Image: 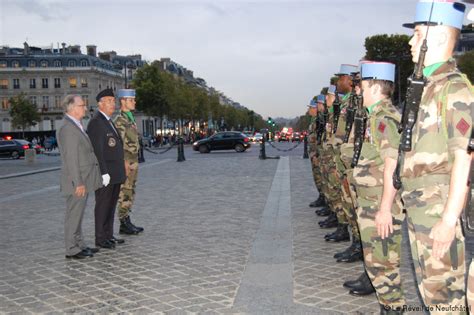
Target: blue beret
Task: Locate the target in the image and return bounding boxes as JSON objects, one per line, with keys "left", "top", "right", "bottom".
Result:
{"left": 361, "top": 62, "right": 396, "bottom": 83}
{"left": 118, "top": 89, "right": 136, "bottom": 98}
{"left": 403, "top": 0, "right": 466, "bottom": 30}
{"left": 316, "top": 94, "right": 326, "bottom": 103}
{"left": 327, "top": 85, "right": 337, "bottom": 95}
{"left": 96, "top": 88, "right": 115, "bottom": 102}
{"left": 308, "top": 99, "right": 317, "bottom": 108}
{"left": 335, "top": 64, "right": 358, "bottom": 76}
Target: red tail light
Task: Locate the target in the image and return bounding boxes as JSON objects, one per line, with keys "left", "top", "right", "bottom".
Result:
{"left": 22, "top": 145, "right": 29, "bottom": 149}
{"left": 244, "top": 137, "right": 249, "bottom": 142}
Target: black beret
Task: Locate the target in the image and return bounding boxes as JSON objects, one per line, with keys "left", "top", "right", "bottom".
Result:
{"left": 96, "top": 88, "right": 115, "bottom": 102}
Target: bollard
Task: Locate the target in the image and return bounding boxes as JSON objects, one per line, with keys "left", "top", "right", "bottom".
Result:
{"left": 25, "top": 148, "right": 36, "bottom": 164}
{"left": 259, "top": 134, "right": 267, "bottom": 160}
{"left": 303, "top": 134, "right": 309, "bottom": 159}
{"left": 177, "top": 137, "right": 186, "bottom": 162}
{"left": 138, "top": 143, "right": 145, "bottom": 163}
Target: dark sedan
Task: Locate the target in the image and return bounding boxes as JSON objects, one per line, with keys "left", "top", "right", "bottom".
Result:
{"left": 0, "top": 139, "right": 31, "bottom": 159}
{"left": 193, "top": 132, "right": 251, "bottom": 153}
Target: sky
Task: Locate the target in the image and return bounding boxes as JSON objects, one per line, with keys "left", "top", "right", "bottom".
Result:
{"left": 1, "top": 0, "right": 473, "bottom": 119}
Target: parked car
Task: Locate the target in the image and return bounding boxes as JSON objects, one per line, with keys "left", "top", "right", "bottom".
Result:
{"left": 0, "top": 139, "right": 31, "bottom": 159}
{"left": 193, "top": 131, "right": 251, "bottom": 153}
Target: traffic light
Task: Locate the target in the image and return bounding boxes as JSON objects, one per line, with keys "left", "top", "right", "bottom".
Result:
{"left": 267, "top": 117, "right": 272, "bottom": 124}
{"left": 272, "top": 122, "right": 276, "bottom": 127}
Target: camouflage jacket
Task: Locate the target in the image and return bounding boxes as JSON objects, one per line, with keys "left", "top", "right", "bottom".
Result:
{"left": 308, "top": 116, "right": 318, "bottom": 156}
{"left": 353, "top": 98, "right": 400, "bottom": 188}
{"left": 331, "top": 93, "right": 351, "bottom": 147}
{"left": 401, "top": 59, "right": 474, "bottom": 187}
{"left": 114, "top": 111, "right": 139, "bottom": 162}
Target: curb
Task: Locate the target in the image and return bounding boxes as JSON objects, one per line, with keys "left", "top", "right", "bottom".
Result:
{"left": 0, "top": 166, "right": 61, "bottom": 180}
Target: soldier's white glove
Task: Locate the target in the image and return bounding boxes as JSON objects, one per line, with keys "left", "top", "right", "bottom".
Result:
{"left": 102, "top": 174, "right": 111, "bottom": 187}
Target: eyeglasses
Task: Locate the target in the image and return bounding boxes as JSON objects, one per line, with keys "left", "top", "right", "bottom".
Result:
{"left": 75, "top": 104, "right": 87, "bottom": 107}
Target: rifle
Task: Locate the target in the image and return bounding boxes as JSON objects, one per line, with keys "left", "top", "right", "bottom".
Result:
{"left": 461, "top": 129, "right": 474, "bottom": 237}
{"left": 316, "top": 104, "right": 327, "bottom": 144}
{"left": 333, "top": 91, "right": 341, "bottom": 134}
{"left": 392, "top": 41, "right": 427, "bottom": 189}
{"left": 323, "top": 101, "right": 329, "bottom": 142}
{"left": 351, "top": 91, "right": 366, "bottom": 168}
{"left": 343, "top": 74, "right": 360, "bottom": 143}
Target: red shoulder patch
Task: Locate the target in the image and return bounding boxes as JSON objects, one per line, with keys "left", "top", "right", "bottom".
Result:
{"left": 456, "top": 118, "right": 470, "bottom": 136}
{"left": 378, "top": 122, "right": 386, "bottom": 133}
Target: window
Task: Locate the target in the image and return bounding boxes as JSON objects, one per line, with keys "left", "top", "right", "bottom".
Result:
{"left": 13, "top": 79, "right": 20, "bottom": 89}
{"left": 69, "top": 77, "right": 77, "bottom": 88}
{"left": 80, "top": 78, "right": 88, "bottom": 87}
{"left": 40, "top": 60, "right": 48, "bottom": 67}
{"left": 68, "top": 60, "right": 76, "bottom": 67}
{"left": 54, "top": 78, "right": 61, "bottom": 88}
{"left": 30, "top": 78, "right": 36, "bottom": 89}
{"left": 54, "top": 60, "right": 61, "bottom": 67}
{"left": 54, "top": 96, "right": 61, "bottom": 108}
{"left": 28, "top": 60, "right": 36, "bottom": 68}
{"left": 1, "top": 98, "right": 9, "bottom": 110}
{"left": 12, "top": 61, "right": 20, "bottom": 68}
{"left": 0, "top": 79, "right": 8, "bottom": 89}
{"left": 42, "top": 78, "right": 48, "bottom": 89}
{"left": 80, "top": 60, "right": 88, "bottom": 67}
{"left": 82, "top": 95, "right": 89, "bottom": 106}
{"left": 42, "top": 96, "right": 49, "bottom": 108}
{"left": 0, "top": 61, "right": 6, "bottom": 68}
{"left": 29, "top": 96, "right": 37, "bottom": 105}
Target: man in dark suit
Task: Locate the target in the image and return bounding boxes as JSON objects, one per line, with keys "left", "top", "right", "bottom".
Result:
{"left": 57, "top": 95, "right": 102, "bottom": 259}
{"left": 87, "top": 88, "right": 126, "bottom": 249}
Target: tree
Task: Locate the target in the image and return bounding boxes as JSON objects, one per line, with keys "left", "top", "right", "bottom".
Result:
{"left": 458, "top": 50, "right": 474, "bottom": 83}
{"left": 9, "top": 93, "right": 40, "bottom": 138}
{"left": 364, "top": 34, "right": 413, "bottom": 106}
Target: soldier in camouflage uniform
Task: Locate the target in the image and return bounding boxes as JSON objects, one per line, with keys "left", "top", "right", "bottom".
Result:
{"left": 468, "top": 260, "right": 473, "bottom": 312}
{"left": 114, "top": 89, "right": 144, "bottom": 235}
{"left": 307, "top": 98, "right": 325, "bottom": 207}
{"left": 382, "top": 2, "right": 473, "bottom": 313}
{"left": 350, "top": 62, "right": 406, "bottom": 312}
{"left": 330, "top": 64, "right": 364, "bottom": 263}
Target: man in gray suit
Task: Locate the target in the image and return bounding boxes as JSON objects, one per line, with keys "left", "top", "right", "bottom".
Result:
{"left": 57, "top": 95, "right": 103, "bottom": 259}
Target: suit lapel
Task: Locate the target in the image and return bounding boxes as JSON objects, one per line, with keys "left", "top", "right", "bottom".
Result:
{"left": 65, "top": 116, "right": 92, "bottom": 145}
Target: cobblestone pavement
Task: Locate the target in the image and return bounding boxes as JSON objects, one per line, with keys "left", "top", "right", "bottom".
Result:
{"left": 0, "top": 142, "right": 472, "bottom": 314}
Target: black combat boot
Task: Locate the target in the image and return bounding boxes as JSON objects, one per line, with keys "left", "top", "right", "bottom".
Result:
{"left": 349, "top": 271, "right": 375, "bottom": 296}
{"left": 337, "top": 239, "right": 363, "bottom": 262}
{"left": 315, "top": 206, "right": 331, "bottom": 216}
{"left": 334, "top": 238, "right": 357, "bottom": 259}
{"left": 318, "top": 212, "right": 338, "bottom": 229}
{"left": 127, "top": 216, "right": 144, "bottom": 233}
{"left": 380, "top": 304, "right": 404, "bottom": 315}
{"left": 343, "top": 272, "right": 366, "bottom": 289}
{"left": 120, "top": 217, "right": 139, "bottom": 235}
{"left": 309, "top": 194, "right": 327, "bottom": 208}
{"left": 325, "top": 224, "right": 350, "bottom": 242}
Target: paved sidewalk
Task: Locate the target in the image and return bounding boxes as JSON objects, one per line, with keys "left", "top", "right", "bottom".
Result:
{"left": 0, "top": 148, "right": 470, "bottom": 314}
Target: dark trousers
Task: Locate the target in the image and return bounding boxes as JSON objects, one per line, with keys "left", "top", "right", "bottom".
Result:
{"left": 94, "top": 183, "right": 121, "bottom": 245}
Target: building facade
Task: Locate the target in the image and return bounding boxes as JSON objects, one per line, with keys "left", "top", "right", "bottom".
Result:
{"left": 0, "top": 42, "right": 149, "bottom": 136}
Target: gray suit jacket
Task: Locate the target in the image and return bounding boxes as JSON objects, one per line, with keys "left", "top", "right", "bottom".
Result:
{"left": 57, "top": 116, "right": 102, "bottom": 195}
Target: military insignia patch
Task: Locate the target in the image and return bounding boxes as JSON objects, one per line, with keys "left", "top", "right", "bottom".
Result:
{"left": 378, "top": 122, "right": 386, "bottom": 133}
{"left": 456, "top": 118, "right": 470, "bottom": 136}
{"left": 108, "top": 137, "right": 116, "bottom": 147}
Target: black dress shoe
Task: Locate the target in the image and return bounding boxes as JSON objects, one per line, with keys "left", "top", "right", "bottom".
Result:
{"left": 349, "top": 272, "right": 375, "bottom": 296}
{"left": 343, "top": 272, "right": 367, "bottom": 289}
{"left": 110, "top": 236, "right": 125, "bottom": 244}
{"left": 325, "top": 224, "right": 350, "bottom": 242}
{"left": 315, "top": 207, "right": 331, "bottom": 216}
{"left": 97, "top": 240, "right": 116, "bottom": 249}
{"left": 337, "top": 241, "right": 363, "bottom": 262}
{"left": 84, "top": 247, "right": 99, "bottom": 254}
{"left": 65, "top": 250, "right": 92, "bottom": 259}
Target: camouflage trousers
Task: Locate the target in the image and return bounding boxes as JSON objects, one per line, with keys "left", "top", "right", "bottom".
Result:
{"left": 323, "top": 146, "right": 346, "bottom": 224}
{"left": 311, "top": 155, "right": 324, "bottom": 192}
{"left": 117, "top": 160, "right": 139, "bottom": 220}
{"left": 402, "top": 184, "right": 466, "bottom": 314}
{"left": 467, "top": 259, "right": 473, "bottom": 313}
{"left": 356, "top": 188, "right": 406, "bottom": 308}
{"left": 334, "top": 152, "right": 360, "bottom": 239}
